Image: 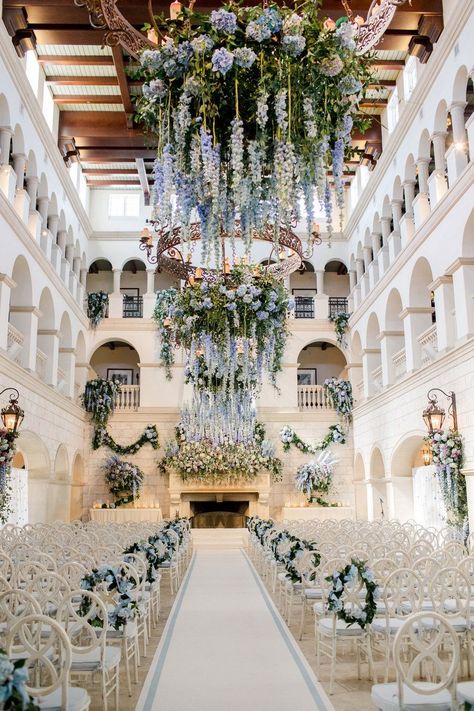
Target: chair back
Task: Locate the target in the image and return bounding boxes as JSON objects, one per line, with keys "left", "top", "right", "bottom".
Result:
{"left": 429, "top": 566, "right": 471, "bottom": 618}
{"left": 58, "top": 589, "right": 108, "bottom": 657}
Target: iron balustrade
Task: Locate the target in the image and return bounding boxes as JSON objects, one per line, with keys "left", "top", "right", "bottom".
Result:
{"left": 294, "top": 296, "right": 315, "bottom": 319}
{"left": 328, "top": 297, "right": 348, "bottom": 319}
{"left": 123, "top": 295, "right": 143, "bottom": 318}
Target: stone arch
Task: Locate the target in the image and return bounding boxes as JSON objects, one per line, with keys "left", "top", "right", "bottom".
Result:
{"left": 37, "top": 287, "right": 56, "bottom": 383}
{"left": 452, "top": 65, "right": 469, "bottom": 104}
{"left": 9, "top": 256, "right": 34, "bottom": 369}
{"left": 462, "top": 208, "right": 474, "bottom": 257}
{"left": 408, "top": 256, "right": 434, "bottom": 307}
{"left": 289, "top": 258, "right": 317, "bottom": 293}
{"left": 10, "top": 254, "right": 33, "bottom": 308}
{"left": 418, "top": 129, "right": 431, "bottom": 160}
{"left": 323, "top": 259, "right": 349, "bottom": 297}
{"left": 354, "top": 452, "right": 365, "bottom": 481}
{"left": 89, "top": 338, "right": 141, "bottom": 384}
{"left": 296, "top": 340, "right": 347, "bottom": 385}
{"left": 15, "top": 429, "right": 50, "bottom": 524}
{"left": 58, "top": 311, "right": 73, "bottom": 396}
{"left": 87, "top": 258, "right": 113, "bottom": 294}
{"left": 390, "top": 431, "right": 428, "bottom": 523}
{"left": 433, "top": 99, "right": 448, "bottom": 133}
{"left": 365, "top": 313, "right": 382, "bottom": 396}
{"left": 354, "top": 452, "right": 368, "bottom": 520}
{"left": 54, "top": 444, "right": 69, "bottom": 482}
{"left": 0, "top": 93, "right": 11, "bottom": 128}
{"left": 26, "top": 149, "right": 37, "bottom": 179}
{"left": 370, "top": 446, "right": 386, "bottom": 479}
{"left": 383, "top": 288, "right": 405, "bottom": 383}
{"left": 12, "top": 124, "right": 25, "bottom": 155}
{"left": 48, "top": 192, "right": 58, "bottom": 218}
{"left": 37, "top": 172, "right": 48, "bottom": 200}
{"left": 369, "top": 446, "right": 387, "bottom": 520}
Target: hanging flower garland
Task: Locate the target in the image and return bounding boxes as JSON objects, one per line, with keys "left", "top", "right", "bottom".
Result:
{"left": 92, "top": 424, "right": 160, "bottom": 454}
{"left": 428, "top": 429, "right": 467, "bottom": 532}
{"left": 280, "top": 423, "right": 346, "bottom": 454}
{"left": 329, "top": 311, "right": 351, "bottom": 348}
{"left": 324, "top": 377, "right": 353, "bottom": 421}
{"left": 153, "top": 269, "right": 292, "bottom": 444}
{"left": 0, "top": 429, "right": 18, "bottom": 525}
{"left": 0, "top": 649, "right": 39, "bottom": 711}
{"left": 87, "top": 291, "right": 109, "bottom": 329}
{"left": 80, "top": 565, "right": 140, "bottom": 630}
{"left": 325, "top": 560, "right": 380, "bottom": 629}
{"left": 103, "top": 456, "right": 145, "bottom": 508}
{"left": 133, "top": 3, "right": 372, "bottom": 254}
{"left": 295, "top": 450, "right": 338, "bottom": 504}
{"left": 159, "top": 422, "right": 282, "bottom": 483}
{"left": 81, "top": 378, "right": 121, "bottom": 426}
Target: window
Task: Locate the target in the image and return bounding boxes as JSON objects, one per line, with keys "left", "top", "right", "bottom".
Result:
{"left": 108, "top": 193, "right": 140, "bottom": 217}
{"left": 387, "top": 87, "right": 399, "bottom": 133}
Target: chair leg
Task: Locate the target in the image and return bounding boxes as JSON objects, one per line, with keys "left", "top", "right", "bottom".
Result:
{"left": 123, "top": 639, "right": 132, "bottom": 697}
{"left": 298, "top": 599, "right": 306, "bottom": 640}
{"left": 329, "top": 636, "right": 337, "bottom": 695}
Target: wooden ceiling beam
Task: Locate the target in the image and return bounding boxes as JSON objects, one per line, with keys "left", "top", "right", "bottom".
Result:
{"left": 371, "top": 59, "right": 406, "bottom": 69}
{"left": 28, "top": 25, "right": 106, "bottom": 45}
{"left": 136, "top": 158, "right": 151, "bottom": 205}
{"left": 112, "top": 45, "right": 134, "bottom": 120}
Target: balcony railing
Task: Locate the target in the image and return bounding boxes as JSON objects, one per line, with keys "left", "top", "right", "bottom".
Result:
{"left": 115, "top": 385, "right": 140, "bottom": 411}
{"left": 7, "top": 323, "right": 24, "bottom": 365}
{"left": 297, "top": 385, "right": 334, "bottom": 411}
{"left": 392, "top": 348, "right": 406, "bottom": 381}
{"left": 294, "top": 296, "right": 314, "bottom": 319}
{"left": 418, "top": 324, "right": 438, "bottom": 366}
{"left": 328, "top": 297, "right": 349, "bottom": 319}
{"left": 36, "top": 348, "right": 47, "bottom": 381}
{"left": 123, "top": 295, "right": 143, "bottom": 318}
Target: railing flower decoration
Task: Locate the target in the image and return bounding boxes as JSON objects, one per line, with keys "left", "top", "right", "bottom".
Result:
{"left": 92, "top": 424, "right": 159, "bottom": 454}
{"left": 428, "top": 429, "right": 467, "bottom": 533}
{"left": 324, "top": 378, "right": 353, "bottom": 421}
{"left": 328, "top": 311, "right": 351, "bottom": 348}
{"left": 87, "top": 291, "right": 109, "bottom": 329}
{"left": 81, "top": 378, "right": 121, "bottom": 426}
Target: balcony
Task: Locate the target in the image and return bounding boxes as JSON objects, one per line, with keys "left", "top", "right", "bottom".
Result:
{"left": 115, "top": 385, "right": 140, "bottom": 411}
{"left": 7, "top": 323, "right": 24, "bottom": 365}
{"left": 293, "top": 295, "right": 349, "bottom": 321}
{"left": 328, "top": 297, "right": 349, "bottom": 318}
{"left": 418, "top": 324, "right": 438, "bottom": 366}
{"left": 294, "top": 296, "right": 314, "bottom": 319}
{"left": 392, "top": 348, "right": 407, "bottom": 382}
{"left": 123, "top": 295, "right": 143, "bottom": 319}
{"left": 297, "top": 384, "right": 334, "bottom": 411}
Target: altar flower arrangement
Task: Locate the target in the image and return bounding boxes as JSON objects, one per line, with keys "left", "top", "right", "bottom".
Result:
{"left": 81, "top": 378, "right": 121, "bottom": 426}
{"left": 428, "top": 429, "right": 467, "bottom": 532}
{"left": 329, "top": 311, "right": 351, "bottom": 348}
{"left": 280, "top": 423, "right": 346, "bottom": 454}
{"left": 133, "top": 2, "right": 372, "bottom": 255}
{"left": 0, "top": 649, "right": 39, "bottom": 711}
{"left": 103, "top": 456, "right": 145, "bottom": 508}
{"left": 295, "top": 450, "right": 338, "bottom": 504}
{"left": 160, "top": 422, "right": 282, "bottom": 483}
{"left": 87, "top": 291, "right": 109, "bottom": 329}
{"left": 324, "top": 378, "right": 353, "bottom": 421}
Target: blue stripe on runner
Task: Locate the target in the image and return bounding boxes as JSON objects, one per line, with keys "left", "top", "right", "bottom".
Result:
{"left": 241, "top": 550, "right": 333, "bottom": 711}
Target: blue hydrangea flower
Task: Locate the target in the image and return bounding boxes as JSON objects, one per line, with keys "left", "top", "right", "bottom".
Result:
{"left": 236, "top": 284, "right": 247, "bottom": 297}
{"left": 143, "top": 79, "right": 168, "bottom": 100}
{"left": 261, "top": 7, "right": 282, "bottom": 33}
{"left": 339, "top": 76, "right": 362, "bottom": 95}
{"left": 246, "top": 20, "right": 271, "bottom": 42}
{"left": 177, "top": 41, "right": 193, "bottom": 67}
{"left": 233, "top": 47, "right": 257, "bottom": 68}
{"left": 282, "top": 34, "right": 306, "bottom": 56}
{"left": 140, "top": 49, "right": 162, "bottom": 70}
{"left": 226, "top": 302, "right": 237, "bottom": 311}
{"left": 335, "top": 21, "right": 356, "bottom": 50}
{"left": 251, "top": 300, "right": 261, "bottom": 310}
{"left": 211, "top": 48, "right": 234, "bottom": 75}
{"left": 257, "top": 310, "right": 269, "bottom": 320}
{"left": 211, "top": 9, "right": 237, "bottom": 34}
{"left": 202, "top": 297, "right": 213, "bottom": 309}
{"left": 243, "top": 293, "right": 253, "bottom": 304}
{"left": 226, "top": 290, "right": 236, "bottom": 301}
{"left": 191, "top": 34, "right": 214, "bottom": 54}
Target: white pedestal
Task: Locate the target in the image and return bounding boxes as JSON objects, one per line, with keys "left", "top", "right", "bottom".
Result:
{"left": 89, "top": 508, "right": 163, "bottom": 523}
{"left": 280, "top": 506, "right": 355, "bottom": 522}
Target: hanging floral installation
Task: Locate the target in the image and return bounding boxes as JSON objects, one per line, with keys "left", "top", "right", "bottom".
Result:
{"left": 428, "top": 429, "right": 467, "bottom": 533}
{"left": 324, "top": 377, "right": 353, "bottom": 421}
{"left": 133, "top": 2, "right": 372, "bottom": 254}
{"left": 159, "top": 422, "right": 282, "bottom": 483}
{"left": 0, "top": 428, "right": 18, "bottom": 525}
{"left": 280, "top": 423, "right": 346, "bottom": 454}
{"left": 153, "top": 268, "right": 292, "bottom": 444}
{"left": 295, "top": 450, "right": 338, "bottom": 505}
{"left": 103, "top": 456, "right": 145, "bottom": 508}
{"left": 329, "top": 311, "right": 351, "bottom": 348}
{"left": 92, "top": 424, "right": 160, "bottom": 454}
{"left": 81, "top": 378, "right": 121, "bottom": 426}
{"left": 86, "top": 291, "right": 109, "bottom": 329}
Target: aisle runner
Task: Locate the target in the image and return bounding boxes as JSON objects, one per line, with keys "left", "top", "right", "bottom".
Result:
{"left": 137, "top": 549, "right": 333, "bottom": 711}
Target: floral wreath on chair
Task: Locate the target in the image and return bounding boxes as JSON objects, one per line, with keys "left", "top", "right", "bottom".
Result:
{"left": 325, "top": 559, "right": 380, "bottom": 629}
{"left": 79, "top": 565, "right": 139, "bottom": 630}
{"left": 284, "top": 539, "right": 321, "bottom": 584}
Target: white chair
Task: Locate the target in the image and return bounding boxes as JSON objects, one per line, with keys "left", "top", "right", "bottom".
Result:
{"left": 371, "top": 611, "right": 459, "bottom": 710}
{"left": 7, "top": 613, "right": 90, "bottom": 710}
{"left": 58, "top": 590, "right": 120, "bottom": 711}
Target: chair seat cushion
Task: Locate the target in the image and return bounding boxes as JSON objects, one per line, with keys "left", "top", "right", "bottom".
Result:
{"left": 106, "top": 620, "right": 137, "bottom": 639}
{"left": 457, "top": 681, "right": 474, "bottom": 704}
{"left": 318, "top": 617, "right": 365, "bottom": 637}
{"left": 372, "top": 618, "right": 408, "bottom": 635}
{"left": 304, "top": 588, "right": 322, "bottom": 600}
{"left": 71, "top": 645, "right": 121, "bottom": 672}
{"left": 35, "top": 686, "right": 90, "bottom": 710}
{"left": 371, "top": 682, "right": 452, "bottom": 711}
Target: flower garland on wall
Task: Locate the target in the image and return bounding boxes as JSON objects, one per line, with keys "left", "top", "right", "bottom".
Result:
{"left": 0, "top": 429, "right": 18, "bottom": 525}
{"left": 103, "top": 456, "right": 145, "bottom": 508}
{"left": 92, "top": 424, "right": 160, "bottom": 454}
{"left": 280, "top": 423, "right": 346, "bottom": 454}
{"left": 329, "top": 311, "right": 351, "bottom": 348}
{"left": 160, "top": 422, "right": 282, "bottom": 483}
{"left": 295, "top": 451, "right": 338, "bottom": 505}
{"left": 428, "top": 429, "right": 467, "bottom": 532}
{"left": 133, "top": 3, "right": 372, "bottom": 253}
{"left": 87, "top": 291, "right": 109, "bottom": 329}
{"left": 81, "top": 378, "right": 121, "bottom": 426}
{"left": 324, "top": 377, "right": 353, "bottom": 421}
{"left": 153, "top": 268, "right": 292, "bottom": 444}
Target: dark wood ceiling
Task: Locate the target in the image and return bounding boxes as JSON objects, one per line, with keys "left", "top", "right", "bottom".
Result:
{"left": 3, "top": 0, "right": 444, "bottom": 195}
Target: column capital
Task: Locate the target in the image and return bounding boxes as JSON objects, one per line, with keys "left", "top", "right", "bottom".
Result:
{"left": 445, "top": 257, "right": 474, "bottom": 275}
{"left": 428, "top": 275, "right": 453, "bottom": 291}
{"left": 361, "top": 348, "right": 381, "bottom": 355}
{"left": 38, "top": 329, "right": 61, "bottom": 338}
{"left": 416, "top": 156, "right": 430, "bottom": 165}
{"left": 432, "top": 130, "right": 447, "bottom": 139}
{"left": 402, "top": 178, "right": 416, "bottom": 187}
{"left": 0, "top": 126, "right": 13, "bottom": 136}
{"left": 399, "top": 306, "right": 433, "bottom": 319}
{"left": 449, "top": 100, "right": 467, "bottom": 112}
{"left": 9, "top": 306, "right": 42, "bottom": 318}
{"left": 377, "top": 330, "right": 404, "bottom": 339}
{"left": 390, "top": 199, "right": 403, "bottom": 207}
{"left": 0, "top": 273, "right": 16, "bottom": 289}
{"left": 11, "top": 152, "right": 26, "bottom": 161}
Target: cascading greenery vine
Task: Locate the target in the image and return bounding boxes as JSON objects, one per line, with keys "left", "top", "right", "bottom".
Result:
{"left": 428, "top": 429, "right": 467, "bottom": 533}
{"left": 0, "top": 428, "right": 18, "bottom": 525}
{"left": 81, "top": 378, "right": 121, "bottom": 426}
{"left": 324, "top": 377, "right": 353, "bottom": 421}
{"left": 280, "top": 423, "right": 346, "bottom": 454}
{"left": 87, "top": 291, "right": 109, "bottom": 329}
{"left": 329, "top": 311, "right": 351, "bottom": 348}
{"left": 92, "top": 424, "right": 160, "bottom": 454}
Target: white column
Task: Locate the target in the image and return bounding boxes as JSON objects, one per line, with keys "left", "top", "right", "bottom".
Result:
{"left": 362, "top": 246, "right": 372, "bottom": 272}
{"left": 59, "top": 347, "right": 76, "bottom": 399}
{"left": 25, "top": 175, "right": 39, "bottom": 207}
{"left": 57, "top": 229, "right": 67, "bottom": 256}
{"left": 80, "top": 268, "right": 88, "bottom": 288}
{"left": 400, "top": 181, "right": 416, "bottom": 246}
{"left": 349, "top": 270, "right": 356, "bottom": 291}
{"left": 371, "top": 232, "right": 382, "bottom": 256}
{"left": 37, "top": 329, "right": 60, "bottom": 386}
{"left": 0, "top": 127, "right": 12, "bottom": 165}
{"left": 355, "top": 258, "right": 364, "bottom": 282}
{"left": 447, "top": 257, "right": 474, "bottom": 342}
{"left": 36, "top": 196, "right": 49, "bottom": 226}
{"left": 0, "top": 273, "right": 15, "bottom": 352}
{"left": 390, "top": 202, "right": 402, "bottom": 234}
{"left": 108, "top": 269, "right": 123, "bottom": 318}
{"left": 11, "top": 153, "right": 26, "bottom": 190}
{"left": 361, "top": 348, "right": 381, "bottom": 398}
{"left": 143, "top": 269, "right": 157, "bottom": 318}
{"left": 428, "top": 132, "right": 448, "bottom": 205}
{"left": 428, "top": 275, "right": 455, "bottom": 353}
{"left": 9, "top": 306, "right": 40, "bottom": 371}
{"left": 316, "top": 269, "right": 325, "bottom": 295}
{"left": 400, "top": 307, "right": 433, "bottom": 372}
{"left": 378, "top": 330, "right": 404, "bottom": 387}
{"left": 47, "top": 214, "right": 59, "bottom": 243}
{"left": 72, "top": 257, "right": 81, "bottom": 276}
{"left": 413, "top": 157, "right": 431, "bottom": 229}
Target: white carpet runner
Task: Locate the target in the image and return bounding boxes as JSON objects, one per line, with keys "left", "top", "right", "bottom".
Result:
{"left": 137, "top": 549, "right": 333, "bottom": 711}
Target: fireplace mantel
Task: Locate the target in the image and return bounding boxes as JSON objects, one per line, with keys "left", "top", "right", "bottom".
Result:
{"left": 169, "top": 472, "right": 271, "bottom": 519}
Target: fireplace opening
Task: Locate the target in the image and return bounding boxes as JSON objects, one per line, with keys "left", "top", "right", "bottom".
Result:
{"left": 190, "top": 500, "right": 249, "bottom": 528}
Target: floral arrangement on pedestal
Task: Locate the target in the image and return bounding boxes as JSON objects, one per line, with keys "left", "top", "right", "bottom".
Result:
{"left": 103, "top": 456, "right": 145, "bottom": 508}
{"left": 280, "top": 423, "right": 346, "bottom": 454}
{"left": 153, "top": 268, "right": 292, "bottom": 444}
{"left": 428, "top": 429, "right": 467, "bottom": 532}
{"left": 0, "top": 649, "right": 39, "bottom": 710}
{"left": 0, "top": 429, "right": 18, "bottom": 525}
{"left": 86, "top": 291, "right": 109, "bottom": 329}
{"left": 160, "top": 422, "right": 282, "bottom": 483}
{"left": 80, "top": 565, "right": 139, "bottom": 630}
{"left": 92, "top": 424, "right": 159, "bottom": 454}
{"left": 325, "top": 560, "right": 380, "bottom": 629}
{"left": 133, "top": 2, "right": 372, "bottom": 251}
{"left": 329, "top": 311, "right": 351, "bottom": 348}
{"left": 81, "top": 378, "right": 121, "bottom": 426}
{"left": 324, "top": 377, "right": 353, "bottom": 421}
{"left": 295, "top": 450, "right": 338, "bottom": 505}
